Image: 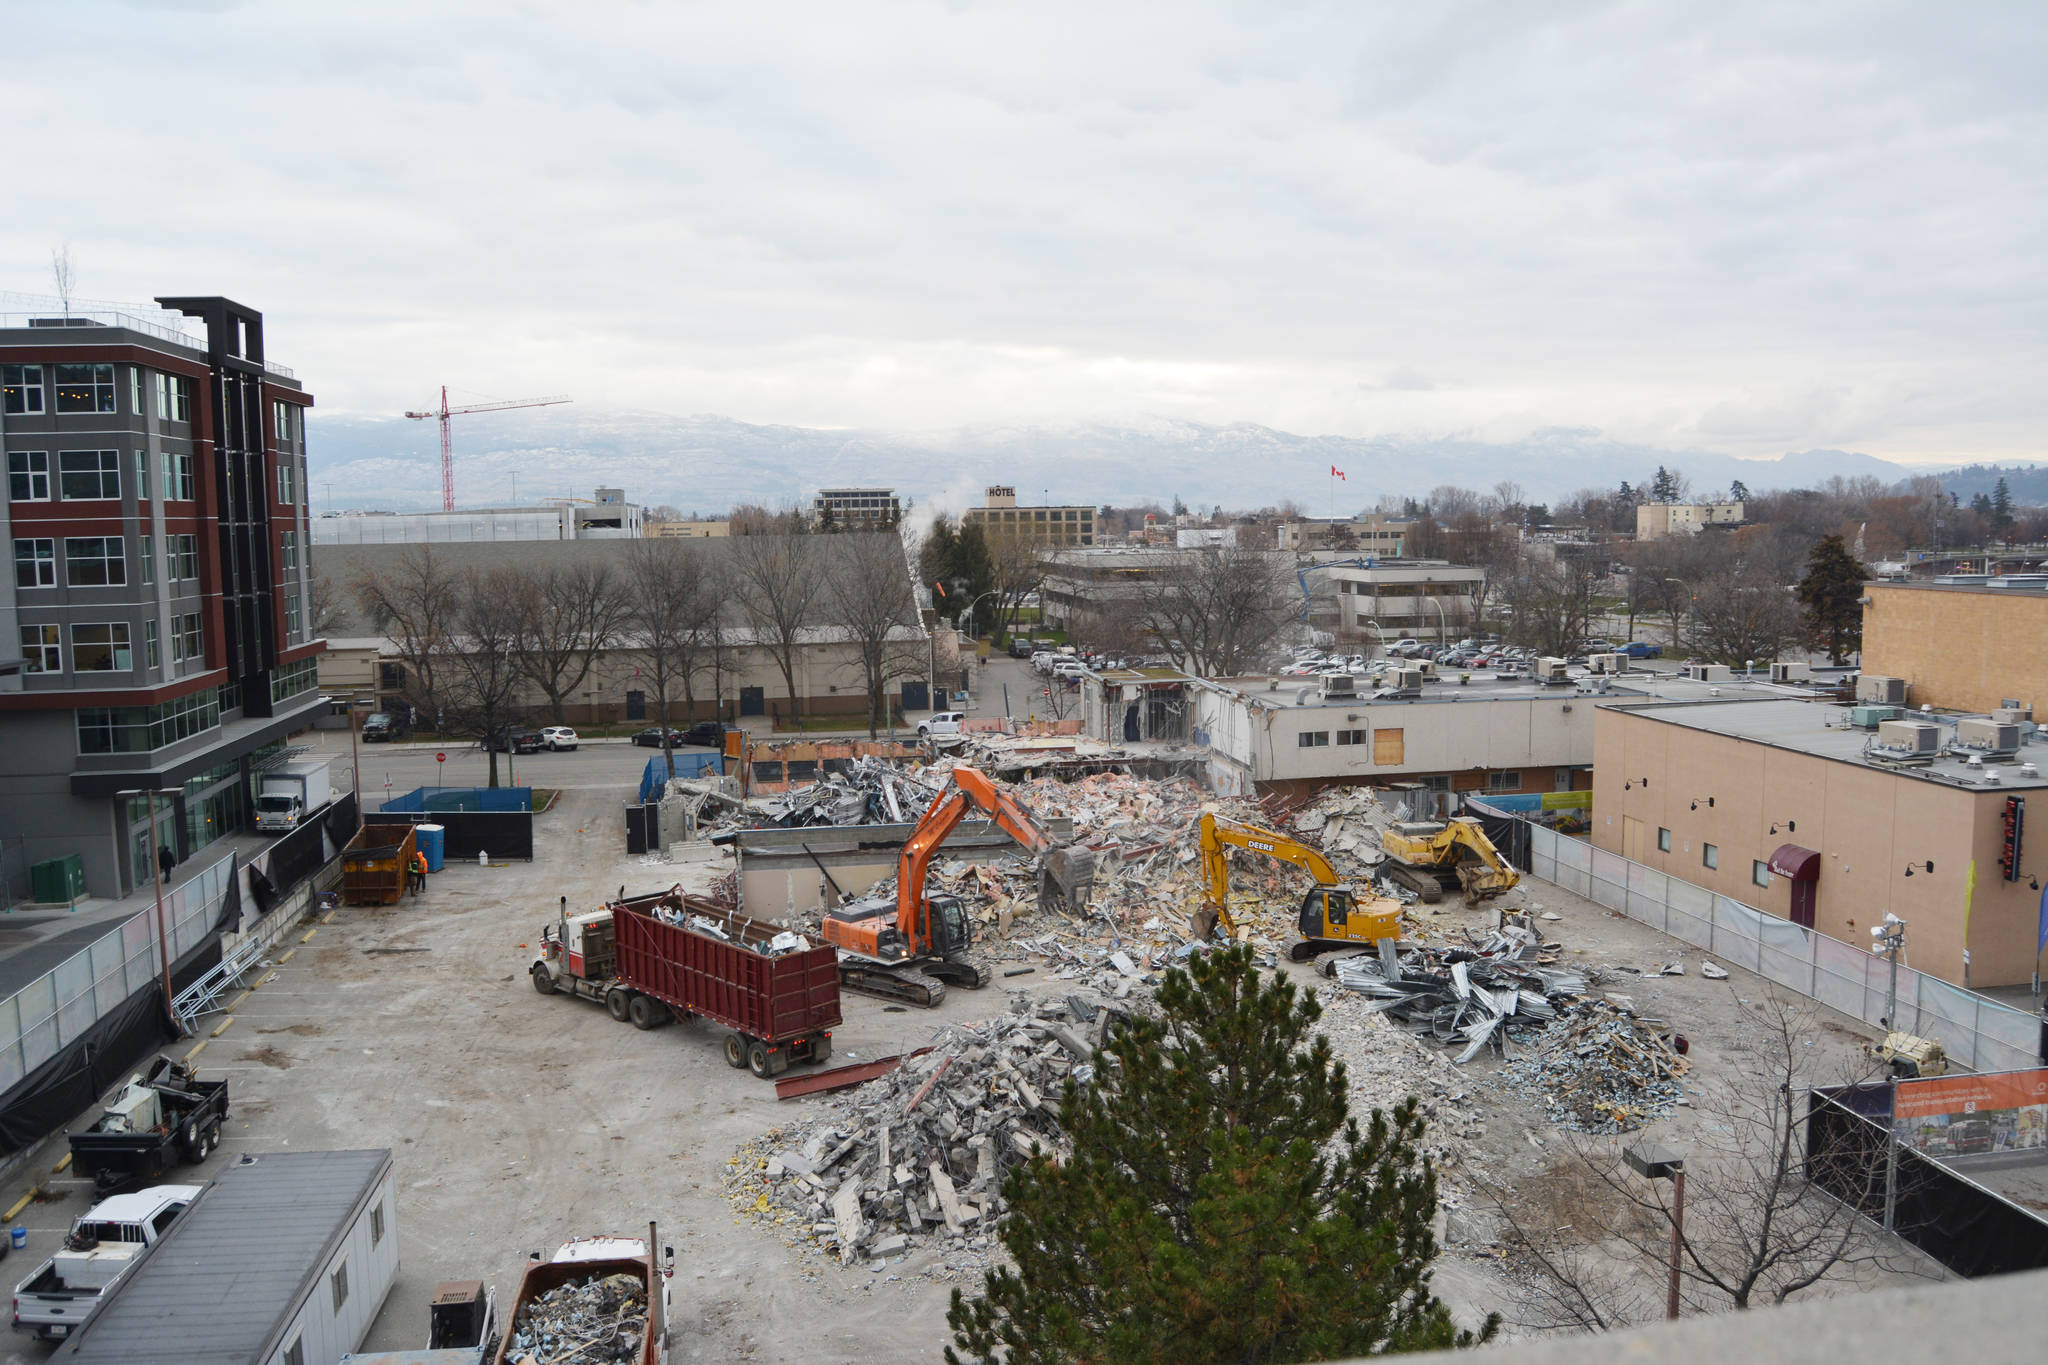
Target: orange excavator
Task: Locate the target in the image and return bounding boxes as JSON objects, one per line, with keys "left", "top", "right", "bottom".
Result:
{"left": 820, "top": 766, "right": 1094, "bottom": 1007}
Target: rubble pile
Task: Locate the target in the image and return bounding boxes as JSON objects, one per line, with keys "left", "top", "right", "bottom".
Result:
{"left": 505, "top": 1272, "right": 649, "bottom": 1365}
{"left": 726, "top": 993, "right": 1121, "bottom": 1277}
{"left": 1494, "top": 1000, "right": 1691, "bottom": 1133}
{"left": 752, "top": 757, "right": 938, "bottom": 828}
{"left": 1331, "top": 916, "right": 1588, "bottom": 1062}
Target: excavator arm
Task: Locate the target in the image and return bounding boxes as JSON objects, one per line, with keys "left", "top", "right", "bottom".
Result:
{"left": 1195, "top": 812, "right": 1340, "bottom": 938}
{"left": 894, "top": 766, "right": 1094, "bottom": 950}
{"left": 1444, "top": 818, "right": 1520, "bottom": 898}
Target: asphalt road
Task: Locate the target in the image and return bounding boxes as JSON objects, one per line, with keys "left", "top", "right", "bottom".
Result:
{"left": 299, "top": 730, "right": 696, "bottom": 797}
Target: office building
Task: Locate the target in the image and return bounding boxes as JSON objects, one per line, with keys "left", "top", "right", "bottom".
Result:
{"left": 1635, "top": 501, "right": 1745, "bottom": 540}
{"left": 812, "top": 488, "right": 900, "bottom": 528}
{"left": 1, "top": 296, "right": 323, "bottom": 897}
{"left": 962, "top": 486, "right": 1095, "bottom": 548}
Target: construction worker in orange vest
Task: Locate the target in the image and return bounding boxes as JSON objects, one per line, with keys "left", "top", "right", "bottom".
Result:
{"left": 410, "top": 847, "right": 430, "bottom": 896}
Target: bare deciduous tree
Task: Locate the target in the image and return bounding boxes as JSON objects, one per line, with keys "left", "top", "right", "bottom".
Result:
{"left": 439, "top": 568, "right": 530, "bottom": 787}
{"left": 513, "top": 561, "right": 634, "bottom": 723}
{"left": 627, "top": 539, "right": 722, "bottom": 777}
{"left": 1684, "top": 559, "right": 1802, "bottom": 667}
{"left": 1138, "top": 547, "right": 1293, "bottom": 677}
{"left": 728, "top": 533, "right": 825, "bottom": 723}
{"left": 823, "top": 533, "right": 923, "bottom": 737}
{"left": 351, "top": 545, "right": 459, "bottom": 728}
{"left": 1501, "top": 555, "right": 1601, "bottom": 658}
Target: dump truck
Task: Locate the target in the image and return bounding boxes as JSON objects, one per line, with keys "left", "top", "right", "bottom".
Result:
{"left": 254, "top": 758, "right": 332, "bottom": 833}
{"left": 66, "top": 1059, "right": 228, "bottom": 1194}
{"left": 492, "top": 1230, "right": 672, "bottom": 1365}
{"left": 10, "top": 1184, "right": 199, "bottom": 1341}
{"left": 532, "top": 887, "right": 841, "bottom": 1079}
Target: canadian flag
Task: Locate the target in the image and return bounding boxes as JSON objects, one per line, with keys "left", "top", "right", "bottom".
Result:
{"left": 1331, "top": 465, "right": 1347, "bottom": 481}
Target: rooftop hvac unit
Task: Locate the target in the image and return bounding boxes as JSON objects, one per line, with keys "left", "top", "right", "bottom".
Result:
{"left": 1588, "top": 653, "right": 1627, "bottom": 675}
{"left": 1997, "top": 704, "right": 2033, "bottom": 723}
{"left": 1394, "top": 667, "right": 1423, "bottom": 691}
{"left": 1857, "top": 675, "right": 1908, "bottom": 705}
{"left": 1877, "top": 720, "right": 1942, "bottom": 755}
{"left": 1954, "top": 717, "right": 2021, "bottom": 757}
{"left": 1414, "top": 659, "right": 1437, "bottom": 678}
{"left": 1850, "top": 705, "right": 1903, "bottom": 729}
{"left": 1683, "top": 664, "right": 1733, "bottom": 683}
{"left": 1537, "top": 658, "right": 1569, "bottom": 682}
{"left": 1769, "top": 661, "right": 1813, "bottom": 683}
{"left": 1320, "top": 674, "right": 1358, "bottom": 699}
{"left": 1576, "top": 675, "right": 1613, "bottom": 695}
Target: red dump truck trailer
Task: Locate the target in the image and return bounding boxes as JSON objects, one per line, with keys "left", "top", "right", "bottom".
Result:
{"left": 531, "top": 886, "right": 841, "bottom": 1078}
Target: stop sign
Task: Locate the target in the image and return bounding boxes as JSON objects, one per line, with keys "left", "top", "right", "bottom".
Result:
{"left": 436, "top": 752, "right": 446, "bottom": 762}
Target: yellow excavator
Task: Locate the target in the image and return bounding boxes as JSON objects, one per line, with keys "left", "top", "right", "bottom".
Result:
{"left": 1376, "top": 816, "right": 1520, "bottom": 903}
{"left": 1191, "top": 812, "right": 1403, "bottom": 961}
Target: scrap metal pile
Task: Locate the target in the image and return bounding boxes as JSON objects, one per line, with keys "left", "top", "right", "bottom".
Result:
{"left": 1495, "top": 999, "right": 1691, "bottom": 1134}
{"left": 1331, "top": 916, "right": 1586, "bottom": 1063}
{"left": 505, "top": 1272, "right": 649, "bottom": 1365}
{"left": 726, "top": 993, "right": 1116, "bottom": 1276}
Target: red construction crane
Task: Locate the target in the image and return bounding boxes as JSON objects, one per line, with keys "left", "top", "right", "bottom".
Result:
{"left": 405, "top": 386, "right": 572, "bottom": 511}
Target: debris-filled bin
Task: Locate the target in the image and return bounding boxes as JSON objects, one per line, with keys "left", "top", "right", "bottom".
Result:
{"left": 342, "top": 825, "right": 416, "bottom": 905}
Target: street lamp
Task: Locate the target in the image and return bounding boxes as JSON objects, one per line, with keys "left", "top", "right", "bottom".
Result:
{"left": 1625, "top": 1142, "right": 1687, "bottom": 1320}
{"left": 117, "top": 788, "right": 180, "bottom": 1030}
{"left": 1871, "top": 912, "right": 1907, "bottom": 1029}
{"left": 960, "top": 589, "right": 1002, "bottom": 641}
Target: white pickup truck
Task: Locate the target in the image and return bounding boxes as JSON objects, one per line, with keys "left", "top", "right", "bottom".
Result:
{"left": 11, "top": 1184, "right": 199, "bottom": 1341}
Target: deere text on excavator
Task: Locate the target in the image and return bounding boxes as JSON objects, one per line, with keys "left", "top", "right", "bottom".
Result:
{"left": 1191, "top": 812, "right": 1403, "bottom": 961}
{"left": 1377, "top": 816, "right": 1520, "bottom": 903}
{"left": 820, "top": 766, "right": 1094, "bottom": 1007}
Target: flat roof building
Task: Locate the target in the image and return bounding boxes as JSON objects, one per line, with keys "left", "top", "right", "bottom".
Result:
{"left": 312, "top": 487, "right": 643, "bottom": 544}
{"left": 812, "top": 488, "right": 900, "bottom": 528}
{"left": 1636, "top": 500, "right": 1745, "bottom": 540}
{"left": 1862, "top": 580, "right": 2048, "bottom": 716}
{"left": 962, "top": 486, "right": 1095, "bottom": 549}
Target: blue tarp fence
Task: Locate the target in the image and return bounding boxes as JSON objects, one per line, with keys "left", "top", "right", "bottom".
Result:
{"left": 639, "top": 753, "right": 723, "bottom": 805}
{"left": 380, "top": 786, "right": 533, "bottom": 813}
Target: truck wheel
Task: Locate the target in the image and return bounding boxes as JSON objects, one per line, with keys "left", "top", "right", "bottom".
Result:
{"left": 606, "top": 988, "right": 632, "bottom": 1022}
{"left": 723, "top": 1033, "right": 748, "bottom": 1069}
{"left": 628, "top": 995, "right": 665, "bottom": 1030}
{"left": 747, "top": 1041, "right": 771, "bottom": 1077}
{"left": 530, "top": 965, "right": 555, "bottom": 995}
{"left": 204, "top": 1122, "right": 221, "bottom": 1158}
{"left": 180, "top": 1120, "right": 204, "bottom": 1164}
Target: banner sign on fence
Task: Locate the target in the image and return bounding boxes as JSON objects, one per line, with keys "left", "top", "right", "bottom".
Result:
{"left": 1893, "top": 1068, "right": 2048, "bottom": 1158}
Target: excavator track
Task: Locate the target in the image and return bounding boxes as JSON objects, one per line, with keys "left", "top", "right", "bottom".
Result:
{"left": 927, "top": 955, "right": 988, "bottom": 989}
{"left": 1384, "top": 862, "right": 1446, "bottom": 903}
{"left": 838, "top": 963, "right": 948, "bottom": 1008}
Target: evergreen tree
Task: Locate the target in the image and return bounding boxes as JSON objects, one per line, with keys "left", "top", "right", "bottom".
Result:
{"left": 1991, "top": 477, "right": 2015, "bottom": 534}
{"left": 1797, "top": 533, "right": 1866, "bottom": 665}
{"left": 1729, "top": 479, "right": 1750, "bottom": 503}
{"left": 919, "top": 516, "right": 961, "bottom": 619}
{"left": 1971, "top": 492, "right": 1993, "bottom": 519}
{"left": 947, "top": 945, "right": 1494, "bottom": 1365}
{"left": 1650, "top": 466, "right": 1680, "bottom": 501}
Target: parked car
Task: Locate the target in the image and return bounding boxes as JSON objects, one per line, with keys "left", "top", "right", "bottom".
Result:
{"left": 488, "top": 726, "right": 545, "bottom": 754}
{"left": 631, "top": 726, "right": 684, "bottom": 748}
{"left": 1616, "top": 641, "right": 1663, "bottom": 658}
{"left": 918, "top": 711, "right": 967, "bottom": 739}
{"left": 679, "top": 721, "right": 733, "bottom": 748}
{"left": 539, "top": 726, "right": 579, "bottom": 751}
{"left": 359, "top": 711, "right": 405, "bottom": 742}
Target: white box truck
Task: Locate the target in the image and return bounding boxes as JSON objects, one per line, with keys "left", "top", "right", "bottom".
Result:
{"left": 255, "top": 759, "right": 333, "bottom": 833}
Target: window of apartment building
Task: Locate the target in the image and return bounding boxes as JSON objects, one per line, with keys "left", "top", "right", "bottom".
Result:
{"left": 139, "top": 534, "right": 153, "bottom": 584}
{"left": 168, "top": 534, "right": 198, "bottom": 581}
{"left": 77, "top": 689, "right": 219, "bottom": 754}
{"left": 154, "top": 372, "right": 191, "bottom": 423}
{"left": 19, "top": 624, "right": 59, "bottom": 672}
{"left": 284, "top": 594, "right": 304, "bottom": 642}
{"left": 1702, "top": 842, "right": 1719, "bottom": 870}
{"left": 72, "top": 623, "right": 132, "bottom": 672}
{"left": 278, "top": 459, "right": 294, "bottom": 506}
{"left": 274, "top": 401, "right": 294, "bottom": 448}
{"left": 2, "top": 363, "right": 45, "bottom": 414}
{"left": 129, "top": 367, "right": 145, "bottom": 415}
{"left": 1336, "top": 729, "right": 1367, "bottom": 745}
{"left": 1657, "top": 827, "right": 1672, "bottom": 852}
{"left": 1372, "top": 727, "right": 1404, "bottom": 765}
{"left": 1486, "top": 771, "right": 1522, "bottom": 791}
{"left": 8, "top": 450, "right": 50, "bottom": 501}
{"left": 65, "top": 537, "right": 126, "bottom": 587}
{"left": 14, "top": 538, "right": 55, "bottom": 588}
{"left": 1753, "top": 859, "right": 1771, "bottom": 888}
{"left": 59, "top": 449, "right": 120, "bottom": 500}
{"left": 172, "top": 612, "right": 202, "bottom": 664}
{"left": 133, "top": 450, "right": 149, "bottom": 500}
{"left": 53, "top": 363, "right": 116, "bottom": 414}
{"left": 1297, "top": 731, "right": 1330, "bottom": 748}
{"left": 279, "top": 530, "right": 299, "bottom": 576}
{"left": 161, "top": 450, "right": 194, "bottom": 501}
{"left": 145, "top": 620, "right": 160, "bottom": 670}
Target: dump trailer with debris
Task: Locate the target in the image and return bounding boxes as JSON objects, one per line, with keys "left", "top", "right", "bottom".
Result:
{"left": 492, "top": 1232, "right": 671, "bottom": 1365}
{"left": 532, "top": 887, "right": 841, "bottom": 1079}
{"left": 65, "top": 1059, "right": 228, "bottom": 1194}
{"left": 1377, "top": 815, "right": 1520, "bottom": 902}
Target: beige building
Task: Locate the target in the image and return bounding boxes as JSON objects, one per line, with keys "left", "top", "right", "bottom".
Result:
{"left": 1863, "top": 581, "right": 2048, "bottom": 715}
{"left": 1276, "top": 516, "right": 1413, "bottom": 555}
{"left": 811, "top": 488, "right": 900, "bottom": 528}
{"left": 962, "top": 486, "right": 1095, "bottom": 548}
{"left": 1304, "top": 558, "right": 1484, "bottom": 645}
{"left": 1592, "top": 698, "right": 2048, "bottom": 988}
{"left": 645, "top": 519, "right": 730, "bottom": 539}
{"left": 1635, "top": 501, "right": 1745, "bottom": 540}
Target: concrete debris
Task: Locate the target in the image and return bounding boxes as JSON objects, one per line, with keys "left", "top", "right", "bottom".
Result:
{"left": 726, "top": 992, "right": 1117, "bottom": 1274}
{"left": 506, "top": 1271, "right": 648, "bottom": 1365}
{"left": 1493, "top": 999, "right": 1691, "bottom": 1134}
{"left": 1701, "top": 960, "right": 1729, "bottom": 980}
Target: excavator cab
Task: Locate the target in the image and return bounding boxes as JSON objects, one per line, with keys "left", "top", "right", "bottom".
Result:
{"left": 1296, "top": 885, "right": 1401, "bottom": 955}
{"left": 1299, "top": 886, "right": 1353, "bottom": 939}
{"left": 928, "top": 894, "right": 973, "bottom": 959}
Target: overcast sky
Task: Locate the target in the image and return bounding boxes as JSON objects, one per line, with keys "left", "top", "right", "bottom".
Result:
{"left": 8, "top": 2, "right": 2042, "bottom": 465}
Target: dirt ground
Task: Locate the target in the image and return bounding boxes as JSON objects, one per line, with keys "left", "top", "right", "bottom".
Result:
{"left": 13, "top": 784, "right": 1911, "bottom": 1361}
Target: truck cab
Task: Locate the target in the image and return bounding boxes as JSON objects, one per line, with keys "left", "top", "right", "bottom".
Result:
{"left": 254, "top": 790, "right": 305, "bottom": 832}
{"left": 534, "top": 907, "right": 617, "bottom": 996}
{"left": 12, "top": 1185, "right": 199, "bottom": 1340}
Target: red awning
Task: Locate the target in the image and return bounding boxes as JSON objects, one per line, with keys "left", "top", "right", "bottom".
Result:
{"left": 1768, "top": 843, "right": 1821, "bottom": 881}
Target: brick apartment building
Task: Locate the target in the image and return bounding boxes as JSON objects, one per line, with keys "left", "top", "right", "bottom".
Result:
{"left": 1, "top": 296, "right": 323, "bottom": 898}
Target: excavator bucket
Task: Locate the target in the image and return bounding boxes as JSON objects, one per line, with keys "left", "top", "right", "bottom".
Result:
{"left": 1456, "top": 859, "right": 1517, "bottom": 900}
{"left": 1190, "top": 902, "right": 1221, "bottom": 941}
{"left": 1039, "top": 846, "right": 1097, "bottom": 911}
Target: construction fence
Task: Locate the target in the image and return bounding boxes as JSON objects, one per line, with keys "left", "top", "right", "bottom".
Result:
{"left": 1528, "top": 826, "right": 2044, "bottom": 1074}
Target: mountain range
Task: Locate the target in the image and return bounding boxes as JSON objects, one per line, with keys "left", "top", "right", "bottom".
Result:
{"left": 303, "top": 409, "right": 2028, "bottom": 516}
